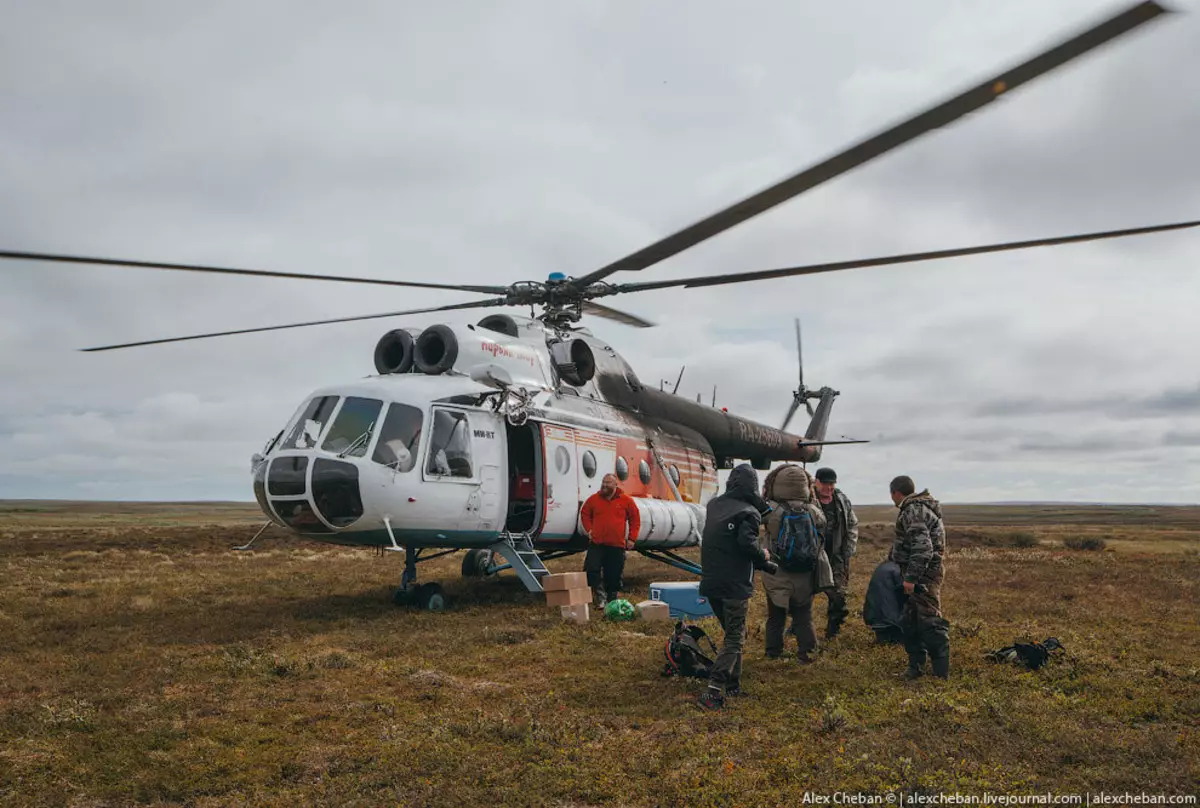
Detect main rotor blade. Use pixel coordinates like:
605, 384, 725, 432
571, 1, 1169, 288
615, 219, 1200, 293
0, 249, 508, 295
581, 300, 656, 328
794, 318, 804, 387
81, 297, 509, 352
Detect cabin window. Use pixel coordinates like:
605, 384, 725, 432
372, 403, 424, 473
638, 459, 652, 485
668, 464, 680, 487
554, 445, 572, 475
282, 395, 339, 450
615, 456, 628, 482
321, 397, 383, 457
426, 409, 473, 478
581, 450, 597, 479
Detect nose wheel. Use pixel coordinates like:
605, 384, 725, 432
394, 582, 446, 611
392, 545, 449, 611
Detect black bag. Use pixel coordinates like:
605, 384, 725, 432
771, 503, 821, 573
986, 637, 1064, 670
661, 620, 718, 679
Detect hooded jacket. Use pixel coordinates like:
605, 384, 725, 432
889, 489, 945, 584
699, 464, 773, 601
580, 486, 641, 548
760, 465, 835, 605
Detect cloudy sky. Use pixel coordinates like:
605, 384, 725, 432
2, 0, 1199, 505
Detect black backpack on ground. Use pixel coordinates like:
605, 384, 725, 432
986, 637, 1064, 670
662, 620, 718, 679
771, 503, 822, 573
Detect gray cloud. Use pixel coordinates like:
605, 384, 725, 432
2, 1, 1199, 504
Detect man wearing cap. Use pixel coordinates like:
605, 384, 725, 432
813, 467, 859, 640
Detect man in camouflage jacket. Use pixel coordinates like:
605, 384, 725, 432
888, 475, 950, 679
813, 467, 859, 639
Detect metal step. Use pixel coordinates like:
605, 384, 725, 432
489, 533, 550, 593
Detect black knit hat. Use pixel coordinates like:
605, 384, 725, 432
815, 467, 837, 484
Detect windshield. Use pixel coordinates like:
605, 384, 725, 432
282, 396, 339, 450
371, 403, 424, 472
321, 397, 383, 457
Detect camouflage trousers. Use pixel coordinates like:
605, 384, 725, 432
902, 561, 949, 662
824, 561, 851, 633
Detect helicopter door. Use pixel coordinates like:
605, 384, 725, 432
539, 424, 581, 543
422, 406, 504, 536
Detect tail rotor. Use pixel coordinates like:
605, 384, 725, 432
782, 318, 818, 432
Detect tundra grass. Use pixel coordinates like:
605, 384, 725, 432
0, 504, 1197, 806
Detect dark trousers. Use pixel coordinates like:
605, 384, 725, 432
584, 544, 625, 600
707, 597, 749, 692
765, 598, 816, 657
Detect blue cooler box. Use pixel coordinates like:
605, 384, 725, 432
648, 581, 713, 618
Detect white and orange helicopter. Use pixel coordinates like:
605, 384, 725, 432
3, 1, 1196, 610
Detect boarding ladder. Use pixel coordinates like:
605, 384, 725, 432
488, 532, 550, 593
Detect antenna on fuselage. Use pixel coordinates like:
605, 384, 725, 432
671, 366, 685, 395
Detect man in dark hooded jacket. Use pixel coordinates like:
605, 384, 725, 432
697, 464, 777, 711
889, 475, 950, 679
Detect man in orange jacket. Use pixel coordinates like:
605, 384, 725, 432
580, 473, 642, 608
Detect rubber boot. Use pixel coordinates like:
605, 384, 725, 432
922, 617, 951, 680
903, 648, 926, 679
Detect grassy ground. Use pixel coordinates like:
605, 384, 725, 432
1, 502, 1197, 806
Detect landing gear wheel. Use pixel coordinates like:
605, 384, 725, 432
393, 587, 412, 607
416, 583, 447, 612
461, 548, 495, 578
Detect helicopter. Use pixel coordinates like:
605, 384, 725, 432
2, 1, 1197, 611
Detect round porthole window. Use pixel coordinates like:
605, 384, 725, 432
555, 445, 571, 475
582, 450, 597, 478
615, 456, 628, 481
668, 464, 680, 486
638, 459, 652, 485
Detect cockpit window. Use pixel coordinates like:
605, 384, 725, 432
371, 403, 424, 473
321, 397, 383, 457
426, 409, 473, 479
282, 395, 339, 450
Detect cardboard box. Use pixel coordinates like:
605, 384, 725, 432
545, 587, 592, 607
636, 600, 672, 622
560, 603, 590, 624
542, 571, 588, 592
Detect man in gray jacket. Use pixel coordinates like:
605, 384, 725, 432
813, 467, 859, 639
760, 465, 827, 663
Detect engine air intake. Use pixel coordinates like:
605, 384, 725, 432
415, 324, 459, 375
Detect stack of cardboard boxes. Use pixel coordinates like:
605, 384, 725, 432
542, 572, 592, 624
542, 573, 674, 625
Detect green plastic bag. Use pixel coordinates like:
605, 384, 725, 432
604, 599, 636, 621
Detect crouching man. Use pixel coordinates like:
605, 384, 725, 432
697, 464, 777, 711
